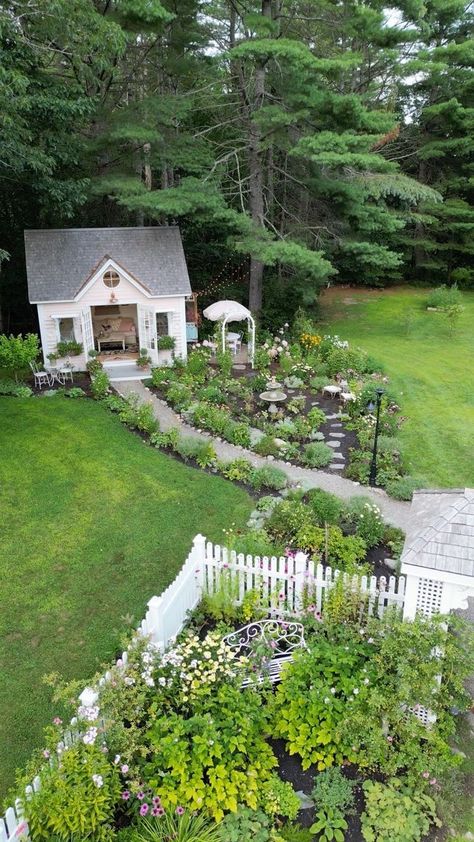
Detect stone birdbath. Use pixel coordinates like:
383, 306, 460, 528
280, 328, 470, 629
259, 376, 287, 414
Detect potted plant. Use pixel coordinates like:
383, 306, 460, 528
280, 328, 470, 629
137, 348, 152, 369
157, 335, 176, 365
56, 340, 83, 358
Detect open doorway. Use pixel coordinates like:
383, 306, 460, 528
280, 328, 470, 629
91, 304, 139, 361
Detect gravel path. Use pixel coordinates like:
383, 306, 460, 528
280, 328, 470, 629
115, 380, 411, 530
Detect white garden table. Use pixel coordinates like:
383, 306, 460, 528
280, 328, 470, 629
323, 384, 342, 398
340, 391, 356, 406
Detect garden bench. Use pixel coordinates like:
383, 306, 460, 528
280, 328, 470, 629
222, 619, 306, 687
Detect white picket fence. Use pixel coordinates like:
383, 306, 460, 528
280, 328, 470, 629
1, 534, 406, 841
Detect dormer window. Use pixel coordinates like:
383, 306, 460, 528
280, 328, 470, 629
103, 269, 120, 288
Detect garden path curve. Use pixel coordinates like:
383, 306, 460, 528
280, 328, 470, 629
115, 380, 411, 530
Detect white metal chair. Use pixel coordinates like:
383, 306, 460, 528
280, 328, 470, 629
58, 365, 74, 385
29, 361, 52, 389
226, 331, 242, 355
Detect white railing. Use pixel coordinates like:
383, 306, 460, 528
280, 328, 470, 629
0, 534, 405, 841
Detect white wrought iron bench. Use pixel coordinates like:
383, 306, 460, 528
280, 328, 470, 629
222, 619, 306, 687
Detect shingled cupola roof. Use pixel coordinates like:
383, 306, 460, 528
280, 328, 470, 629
401, 488, 474, 577
24, 227, 192, 302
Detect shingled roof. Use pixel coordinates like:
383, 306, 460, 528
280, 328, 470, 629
401, 488, 474, 577
24, 227, 192, 302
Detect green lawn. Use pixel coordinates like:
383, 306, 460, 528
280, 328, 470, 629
320, 287, 474, 488
0, 397, 252, 800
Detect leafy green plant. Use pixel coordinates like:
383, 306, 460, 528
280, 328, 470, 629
187, 347, 211, 378
118, 394, 159, 435
134, 811, 222, 842
309, 807, 348, 842
219, 458, 254, 483
344, 497, 384, 548
311, 767, 356, 816
219, 807, 277, 842
56, 340, 83, 357
137, 348, 152, 367
20, 742, 120, 842
260, 775, 300, 820
166, 381, 194, 411
253, 435, 282, 457
306, 489, 344, 526
216, 348, 233, 377
223, 420, 251, 448
0, 378, 33, 397
64, 387, 86, 398
0, 332, 40, 373
307, 407, 326, 430
175, 436, 216, 467
249, 465, 288, 491
157, 335, 176, 350
385, 476, 424, 501
301, 441, 333, 468
279, 826, 312, 842
145, 684, 276, 821
426, 284, 462, 309
361, 780, 440, 842
90, 370, 111, 399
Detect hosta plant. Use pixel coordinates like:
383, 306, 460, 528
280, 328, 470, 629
310, 807, 348, 842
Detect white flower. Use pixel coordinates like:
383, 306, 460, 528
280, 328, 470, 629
324, 697, 330, 703
92, 774, 103, 788
364, 678, 370, 685
78, 705, 99, 722
114, 755, 121, 764
123, 676, 135, 686
330, 687, 336, 694
158, 676, 167, 687
83, 727, 98, 745
145, 677, 155, 687
353, 688, 359, 695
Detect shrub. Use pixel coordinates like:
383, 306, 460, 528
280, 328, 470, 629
426, 284, 462, 309
310, 374, 329, 392
0, 333, 40, 373
175, 436, 216, 468
253, 435, 282, 457
197, 382, 223, 404
118, 395, 159, 435
186, 347, 211, 378
219, 458, 254, 483
64, 387, 86, 398
234, 529, 282, 558
386, 476, 424, 501
266, 500, 312, 542
306, 489, 344, 526
102, 393, 127, 413
307, 406, 326, 430
20, 742, 120, 842
250, 465, 288, 491
86, 358, 103, 375
294, 524, 366, 569
151, 366, 177, 388
361, 780, 439, 842
0, 378, 33, 397
280, 826, 313, 842
312, 767, 356, 816
254, 346, 271, 371
344, 497, 384, 548
191, 402, 229, 436
90, 370, 111, 399
223, 420, 251, 448
157, 335, 176, 350
216, 348, 233, 377
260, 775, 301, 820
326, 346, 369, 376
256, 495, 280, 513
220, 807, 276, 842
166, 381, 193, 411
302, 442, 333, 468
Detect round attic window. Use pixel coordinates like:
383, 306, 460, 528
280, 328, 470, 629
103, 270, 120, 288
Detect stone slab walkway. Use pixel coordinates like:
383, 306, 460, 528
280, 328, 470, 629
115, 380, 411, 530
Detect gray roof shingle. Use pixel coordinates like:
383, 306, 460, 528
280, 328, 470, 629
24, 227, 191, 302
401, 489, 474, 577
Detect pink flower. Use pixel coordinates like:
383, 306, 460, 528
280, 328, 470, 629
152, 796, 161, 806
137, 791, 145, 800
121, 791, 130, 801
53, 717, 62, 726
43, 750, 50, 759
430, 778, 437, 786
176, 806, 185, 815
121, 764, 129, 774
140, 803, 149, 816
151, 806, 161, 816
278, 592, 285, 600
422, 771, 430, 779
155, 806, 165, 816
387, 736, 393, 743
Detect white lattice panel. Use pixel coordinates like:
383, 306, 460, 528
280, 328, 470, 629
416, 578, 443, 617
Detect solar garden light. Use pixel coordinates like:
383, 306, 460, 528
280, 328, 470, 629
368, 388, 385, 487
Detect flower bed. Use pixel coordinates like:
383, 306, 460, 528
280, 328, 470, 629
148, 324, 418, 497
9, 568, 473, 842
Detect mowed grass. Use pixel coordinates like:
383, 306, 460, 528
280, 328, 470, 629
0, 397, 252, 799
320, 287, 474, 488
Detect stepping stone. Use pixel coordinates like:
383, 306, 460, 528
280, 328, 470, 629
232, 363, 246, 370
325, 413, 341, 420
295, 791, 314, 810
330, 422, 343, 428
327, 440, 341, 448
331, 463, 345, 471
330, 432, 345, 438
331, 452, 345, 460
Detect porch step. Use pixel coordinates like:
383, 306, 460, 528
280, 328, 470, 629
104, 363, 150, 382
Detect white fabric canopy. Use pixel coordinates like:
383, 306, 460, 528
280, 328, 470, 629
202, 299, 255, 366
203, 300, 252, 322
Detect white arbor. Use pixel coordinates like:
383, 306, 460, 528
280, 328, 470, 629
203, 300, 256, 366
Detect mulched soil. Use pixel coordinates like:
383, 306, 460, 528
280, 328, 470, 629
270, 738, 447, 842
28, 372, 93, 396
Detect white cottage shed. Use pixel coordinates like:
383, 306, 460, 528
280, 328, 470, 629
24, 226, 193, 370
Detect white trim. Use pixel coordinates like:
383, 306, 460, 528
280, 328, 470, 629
54, 315, 77, 344
75, 258, 153, 301
31, 294, 188, 304
51, 313, 80, 319
400, 563, 474, 589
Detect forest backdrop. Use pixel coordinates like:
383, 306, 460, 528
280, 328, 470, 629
0, 0, 472, 331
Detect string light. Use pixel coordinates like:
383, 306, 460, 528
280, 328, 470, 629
196, 258, 250, 301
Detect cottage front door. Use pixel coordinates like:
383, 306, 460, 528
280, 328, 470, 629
137, 305, 158, 364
